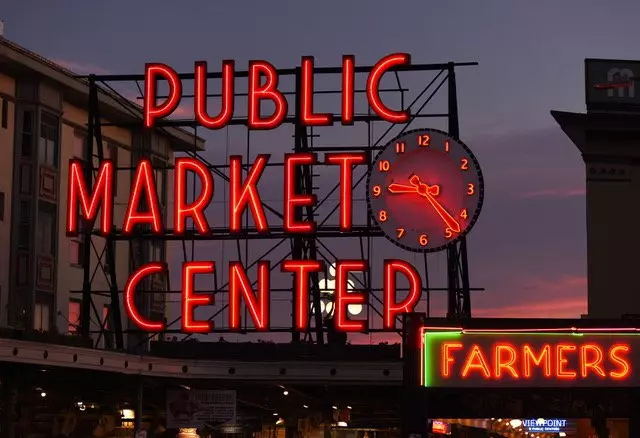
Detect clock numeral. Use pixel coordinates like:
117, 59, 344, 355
461, 158, 469, 170
419, 234, 428, 246
418, 134, 431, 147
396, 142, 405, 153
379, 160, 390, 172
379, 210, 388, 222
372, 185, 381, 197
460, 209, 468, 219
445, 228, 454, 239
467, 183, 475, 195
397, 228, 405, 238
445, 140, 450, 152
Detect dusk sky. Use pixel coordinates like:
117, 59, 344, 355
4, 0, 639, 342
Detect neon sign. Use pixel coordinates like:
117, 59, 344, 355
421, 329, 636, 387
66, 54, 471, 335
522, 419, 568, 433
143, 54, 411, 129
431, 420, 450, 434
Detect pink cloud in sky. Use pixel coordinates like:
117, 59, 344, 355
473, 297, 586, 318
50, 58, 194, 118
51, 59, 111, 75
520, 187, 586, 199
473, 275, 587, 318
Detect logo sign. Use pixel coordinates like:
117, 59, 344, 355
521, 419, 572, 433
421, 329, 635, 388
431, 420, 450, 434
585, 58, 640, 111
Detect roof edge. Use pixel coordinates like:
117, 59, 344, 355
0, 37, 205, 151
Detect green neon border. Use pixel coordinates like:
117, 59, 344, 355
420, 330, 640, 387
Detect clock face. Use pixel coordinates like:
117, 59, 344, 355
366, 128, 484, 253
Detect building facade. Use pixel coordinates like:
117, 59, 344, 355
0, 37, 204, 348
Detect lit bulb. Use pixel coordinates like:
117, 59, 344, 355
273, 412, 278, 416
303, 405, 309, 409
283, 390, 289, 396
317, 265, 363, 316
332, 406, 337, 410
40, 392, 46, 398
509, 419, 522, 428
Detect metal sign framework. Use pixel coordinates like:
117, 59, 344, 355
77, 60, 480, 350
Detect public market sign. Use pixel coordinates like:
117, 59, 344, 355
65, 54, 483, 334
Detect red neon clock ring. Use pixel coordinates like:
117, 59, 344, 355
366, 128, 484, 253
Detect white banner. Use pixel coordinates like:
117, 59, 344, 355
166, 390, 236, 429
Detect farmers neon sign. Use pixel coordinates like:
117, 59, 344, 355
421, 328, 636, 387
66, 53, 423, 334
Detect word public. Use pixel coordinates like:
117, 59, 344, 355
65, 154, 423, 334
143, 53, 412, 129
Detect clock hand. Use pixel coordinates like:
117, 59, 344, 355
388, 182, 440, 195
387, 183, 417, 193
409, 175, 461, 233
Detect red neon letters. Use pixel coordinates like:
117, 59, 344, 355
281, 260, 324, 331
66, 160, 114, 237
66, 153, 431, 333
120, 258, 424, 333
143, 54, 411, 129
439, 341, 632, 382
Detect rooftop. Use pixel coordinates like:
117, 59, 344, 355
0, 36, 205, 151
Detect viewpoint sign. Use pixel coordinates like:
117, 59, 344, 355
421, 328, 637, 388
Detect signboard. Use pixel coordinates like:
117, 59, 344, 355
65, 54, 485, 334
521, 418, 574, 434
166, 390, 236, 429
431, 420, 451, 434
421, 329, 636, 388
585, 58, 640, 111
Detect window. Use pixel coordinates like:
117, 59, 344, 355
18, 200, 30, 249
93, 143, 118, 195
70, 219, 85, 266
39, 112, 59, 167
1, 99, 7, 129
21, 110, 33, 157
102, 306, 110, 330
19, 164, 31, 194
34, 300, 51, 332
68, 300, 81, 333
69, 237, 85, 266
152, 158, 166, 205
73, 133, 86, 159
36, 202, 56, 256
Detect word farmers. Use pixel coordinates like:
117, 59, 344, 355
124, 259, 421, 334
144, 53, 411, 129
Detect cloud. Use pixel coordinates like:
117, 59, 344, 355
519, 187, 585, 199
49, 59, 194, 118
51, 59, 111, 75
473, 275, 587, 318
473, 297, 587, 318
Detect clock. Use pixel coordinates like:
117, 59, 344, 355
366, 128, 484, 253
